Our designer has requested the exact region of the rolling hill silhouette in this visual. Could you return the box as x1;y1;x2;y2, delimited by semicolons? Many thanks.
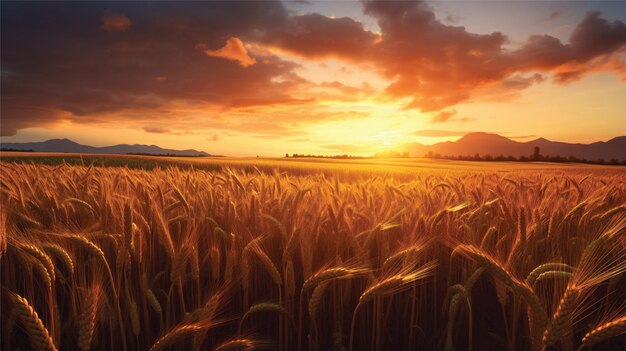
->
1;139;210;156
402;132;625;161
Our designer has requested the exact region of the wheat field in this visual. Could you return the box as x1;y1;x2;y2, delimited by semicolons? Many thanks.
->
1;159;625;351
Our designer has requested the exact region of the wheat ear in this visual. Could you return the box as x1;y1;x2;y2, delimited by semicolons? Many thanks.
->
43;244;74;274
527;263;573;287
214;338;255;351
578;316;626;350
543;287;580;349
77;288;100;351
150;324;204;351
9;291;57;351
240;302;294;332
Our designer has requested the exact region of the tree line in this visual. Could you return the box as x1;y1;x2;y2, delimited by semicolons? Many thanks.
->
424;147;625;165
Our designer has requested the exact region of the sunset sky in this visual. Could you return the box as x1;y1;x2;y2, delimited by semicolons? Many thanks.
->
2;1;625;156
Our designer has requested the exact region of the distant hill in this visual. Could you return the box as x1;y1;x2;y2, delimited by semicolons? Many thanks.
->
1;139;210;156
402;133;626;161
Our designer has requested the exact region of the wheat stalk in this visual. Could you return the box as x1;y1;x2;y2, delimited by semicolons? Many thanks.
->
453;244;548;351
253;247;282;286
129;299;140;336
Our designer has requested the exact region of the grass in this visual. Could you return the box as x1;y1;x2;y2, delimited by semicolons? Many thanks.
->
0;155;625;351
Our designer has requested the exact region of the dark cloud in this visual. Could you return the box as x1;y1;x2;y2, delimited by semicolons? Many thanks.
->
1;1;295;135
143;126;191;135
144;126;170;134
256;13;379;61
263;2;625;113
362;2;626;112
511;12;626;82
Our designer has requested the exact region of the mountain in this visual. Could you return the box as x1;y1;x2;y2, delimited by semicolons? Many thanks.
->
1;139;210;156
402;133;626;161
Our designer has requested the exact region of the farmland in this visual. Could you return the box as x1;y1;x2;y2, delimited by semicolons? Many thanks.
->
1;154;625;351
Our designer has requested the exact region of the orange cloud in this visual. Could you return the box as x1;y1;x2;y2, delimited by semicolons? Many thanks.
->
431;110;457;123
202;37;256;67
102;12;131;32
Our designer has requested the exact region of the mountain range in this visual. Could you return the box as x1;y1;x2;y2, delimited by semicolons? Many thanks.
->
401;132;625;161
1;139;210;156
1;133;624;160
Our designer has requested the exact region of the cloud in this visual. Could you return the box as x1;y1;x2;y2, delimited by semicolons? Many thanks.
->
0;1;299;135
143;126;191;135
502;74;545;90
255;13;379;61
144;126;170;134
102;12;131;31
431;110;457;123
511;12;626;82
228;97;314;109
362;3;625;112
1;1;625;137
260;2;626;113
508;135;537;139
201;37;256;67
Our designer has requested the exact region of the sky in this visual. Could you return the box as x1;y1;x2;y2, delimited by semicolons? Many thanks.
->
1;0;625;156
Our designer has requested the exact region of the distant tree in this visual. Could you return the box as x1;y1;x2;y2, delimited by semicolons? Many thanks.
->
533;146;541;160
285;153;289;158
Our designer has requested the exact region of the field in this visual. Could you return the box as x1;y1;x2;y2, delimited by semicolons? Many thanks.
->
1;154;625;351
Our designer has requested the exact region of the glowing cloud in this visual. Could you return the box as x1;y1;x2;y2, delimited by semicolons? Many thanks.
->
201;37;257;68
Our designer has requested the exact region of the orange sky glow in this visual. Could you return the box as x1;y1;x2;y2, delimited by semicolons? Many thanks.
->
1;1;625;156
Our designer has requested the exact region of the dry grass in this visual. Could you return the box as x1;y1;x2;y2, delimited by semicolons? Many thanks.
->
1;159;625;350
